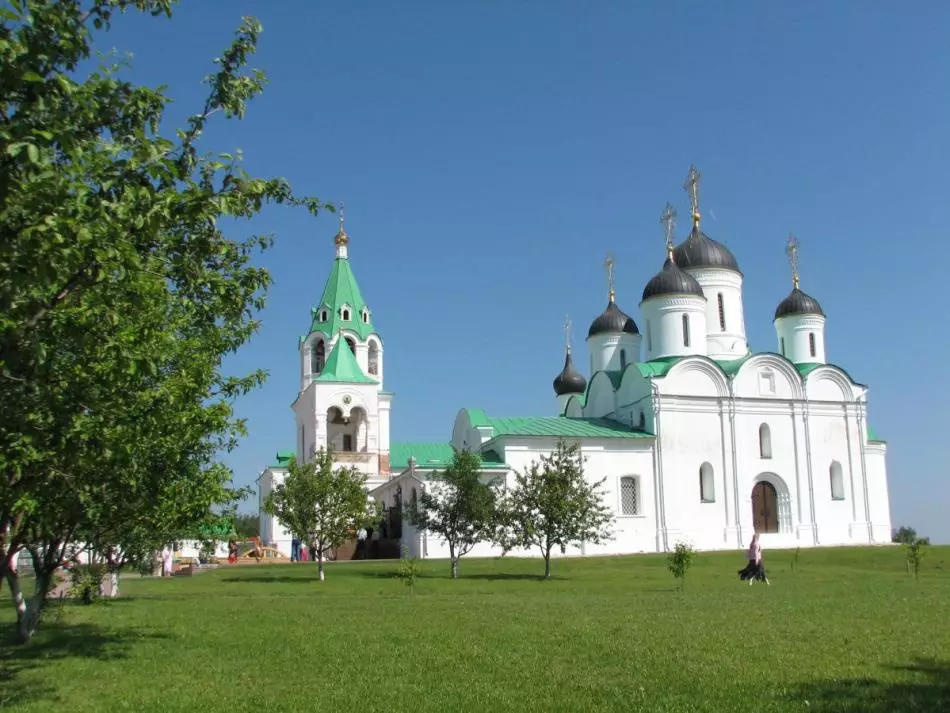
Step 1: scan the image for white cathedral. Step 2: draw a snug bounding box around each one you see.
[258,167,892,559]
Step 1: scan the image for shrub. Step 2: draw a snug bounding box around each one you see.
[906,538,927,581]
[396,545,422,595]
[666,542,696,591]
[69,564,108,604]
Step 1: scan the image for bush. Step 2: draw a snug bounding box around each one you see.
[666,542,696,591]
[69,564,108,604]
[906,538,927,581]
[396,545,422,595]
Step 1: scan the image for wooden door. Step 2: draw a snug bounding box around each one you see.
[752,482,779,534]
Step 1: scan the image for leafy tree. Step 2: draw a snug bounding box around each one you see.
[496,440,613,579]
[0,1,320,642]
[232,512,260,538]
[405,450,500,580]
[666,542,696,591]
[893,526,929,546]
[906,538,928,581]
[264,450,378,581]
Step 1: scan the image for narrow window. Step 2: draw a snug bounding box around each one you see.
[717,293,726,331]
[311,341,325,374]
[345,337,356,355]
[638,412,646,431]
[342,308,351,321]
[809,332,816,358]
[342,434,353,452]
[646,320,652,352]
[682,314,690,348]
[368,341,379,375]
[362,310,369,323]
[830,461,845,500]
[780,337,786,356]
[620,476,640,516]
[619,349,627,369]
[319,309,328,322]
[700,463,715,503]
[300,424,304,455]
[759,423,772,459]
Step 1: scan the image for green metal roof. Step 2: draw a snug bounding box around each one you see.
[313,338,377,384]
[310,256,376,340]
[867,426,885,443]
[461,410,651,439]
[270,450,294,469]
[389,442,509,471]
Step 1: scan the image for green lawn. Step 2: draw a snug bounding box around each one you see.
[1,546,948,712]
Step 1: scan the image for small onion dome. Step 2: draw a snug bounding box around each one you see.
[642,257,706,301]
[673,225,740,272]
[553,350,587,396]
[587,300,639,338]
[774,287,824,320]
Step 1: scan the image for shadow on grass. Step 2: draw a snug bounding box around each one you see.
[0,622,170,708]
[787,658,950,712]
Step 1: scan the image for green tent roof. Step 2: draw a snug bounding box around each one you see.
[463,410,651,439]
[313,338,377,384]
[310,256,376,340]
[389,442,509,471]
[270,450,294,469]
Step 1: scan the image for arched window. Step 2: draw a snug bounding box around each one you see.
[300,424,305,456]
[638,411,646,431]
[808,332,816,358]
[759,423,772,459]
[780,337,786,356]
[620,476,640,516]
[619,348,627,369]
[341,308,351,321]
[717,293,726,332]
[410,487,418,511]
[345,337,356,355]
[368,341,379,375]
[311,340,325,374]
[830,461,845,500]
[319,309,328,322]
[700,462,715,502]
[362,309,370,324]
[646,320,652,352]
[682,314,690,348]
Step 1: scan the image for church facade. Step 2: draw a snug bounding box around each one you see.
[259,168,892,558]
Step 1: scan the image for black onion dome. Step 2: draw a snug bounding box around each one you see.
[774,287,824,320]
[553,350,587,396]
[587,300,640,338]
[672,225,741,273]
[641,257,706,302]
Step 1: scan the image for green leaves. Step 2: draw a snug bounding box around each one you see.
[0,0,320,639]
[496,440,614,578]
[265,449,378,579]
[405,450,501,578]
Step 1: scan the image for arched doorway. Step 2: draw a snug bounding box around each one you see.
[751,481,779,534]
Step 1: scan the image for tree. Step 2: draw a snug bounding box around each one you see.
[666,542,696,591]
[496,440,613,578]
[233,512,261,538]
[893,526,930,546]
[263,450,378,581]
[0,2,320,642]
[405,450,500,579]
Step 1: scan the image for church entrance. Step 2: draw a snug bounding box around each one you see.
[751,481,779,534]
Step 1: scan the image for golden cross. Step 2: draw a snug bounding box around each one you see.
[604,253,616,301]
[786,234,800,289]
[660,202,677,253]
[683,165,701,225]
[563,315,572,352]
[338,201,346,232]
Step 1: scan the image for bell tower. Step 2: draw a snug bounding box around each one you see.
[293,207,392,486]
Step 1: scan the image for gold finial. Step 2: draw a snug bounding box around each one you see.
[604,253,616,302]
[683,164,701,228]
[563,314,572,354]
[786,233,800,289]
[660,202,677,260]
[334,201,349,246]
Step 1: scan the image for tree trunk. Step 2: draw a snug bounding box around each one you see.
[6,569,46,644]
[544,548,552,579]
[316,548,325,581]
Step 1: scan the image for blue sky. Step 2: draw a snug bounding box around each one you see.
[103,2,949,542]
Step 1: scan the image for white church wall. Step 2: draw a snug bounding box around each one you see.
[616,368,653,431]
[864,443,891,543]
[806,407,860,545]
[687,267,748,361]
[583,372,618,419]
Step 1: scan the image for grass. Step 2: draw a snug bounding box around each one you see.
[0,546,948,712]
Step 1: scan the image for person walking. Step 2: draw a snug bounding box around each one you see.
[738,533,770,585]
[291,537,300,562]
[356,527,367,559]
[161,545,174,577]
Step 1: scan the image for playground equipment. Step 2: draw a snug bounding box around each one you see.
[231,536,289,564]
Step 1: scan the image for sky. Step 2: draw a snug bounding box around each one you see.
[100,1,949,542]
